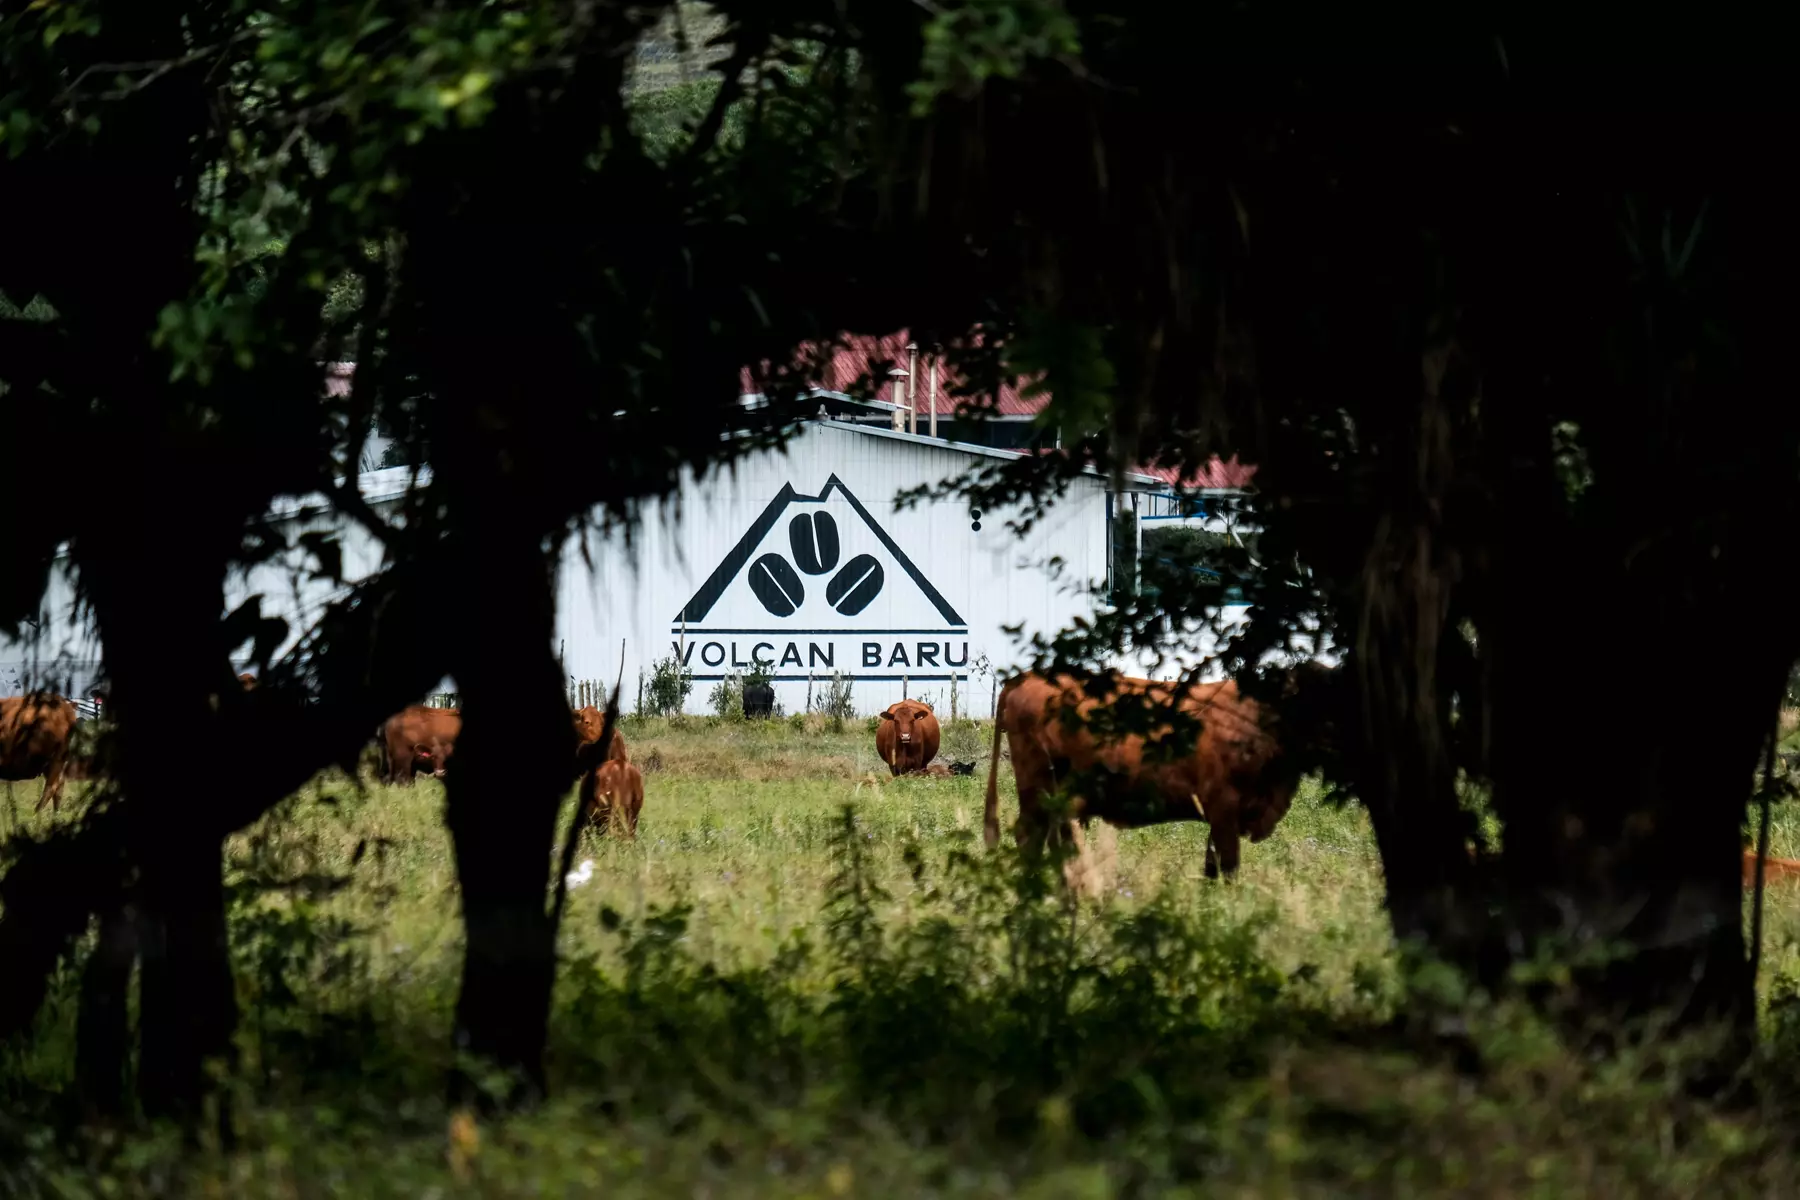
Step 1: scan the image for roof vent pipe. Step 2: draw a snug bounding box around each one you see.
[927,352,939,439]
[887,366,910,431]
[906,342,919,435]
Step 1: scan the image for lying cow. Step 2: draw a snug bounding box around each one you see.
[584,759,645,837]
[984,671,1300,879]
[876,699,941,776]
[380,705,461,784]
[1,692,79,813]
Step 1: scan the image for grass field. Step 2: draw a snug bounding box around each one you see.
[9,715,1800,1196]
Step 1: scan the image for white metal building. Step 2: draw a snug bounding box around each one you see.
[2,415,1267,717]
[559,418,1150,716]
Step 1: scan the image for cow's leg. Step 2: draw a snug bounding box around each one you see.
[1207,806,1242,880]
[578,769,601,831]
[1012,757,1057,852]
[389,744,415,786]
[37,752,68,814]
[1204,834,1220,880]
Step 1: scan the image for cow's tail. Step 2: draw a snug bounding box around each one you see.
[375,719,389,783]
[983,682,1006,849]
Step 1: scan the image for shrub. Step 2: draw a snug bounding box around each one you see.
[708,674,744,719]
[640,654,692,718]
[811,671,856,730]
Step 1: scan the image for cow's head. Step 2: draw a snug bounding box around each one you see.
[880,700,934,747]
[573,706,604,745]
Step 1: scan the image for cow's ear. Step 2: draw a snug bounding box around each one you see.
[879,711,894,720]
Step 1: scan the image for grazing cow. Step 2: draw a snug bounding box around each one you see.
[1,692,79,814]
[584,759,645,837]
[984,672,1300,879]
[381,705,461,784]
[573,704,629,764]
[876,699,941,776]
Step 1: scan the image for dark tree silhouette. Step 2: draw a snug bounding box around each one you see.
[898,9,1799,1054]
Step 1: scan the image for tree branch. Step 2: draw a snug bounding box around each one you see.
[60,30,260,103]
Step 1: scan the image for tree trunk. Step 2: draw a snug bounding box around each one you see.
[1489,567,1791,1052]
[443,526,575,1108]
[78,521,242,1124]
[134,832,237,1122]
[75,902,138,1120]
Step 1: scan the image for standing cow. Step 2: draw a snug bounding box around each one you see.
[574,703,639,835]
[1,692,79,814]
[573,704,629,765]
[984,672,1300,879]
[380,705,462,784]
[876,699,941,776]
[584,759,645,837]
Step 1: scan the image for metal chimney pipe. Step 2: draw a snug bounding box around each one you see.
[928,354,939,439]
[906,342,919,435]
[887,367,909,431]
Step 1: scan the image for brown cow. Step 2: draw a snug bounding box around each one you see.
[1,692,79,814]
[573,704,629,765]
[876,699,941,776]
[1744,849,1800,887]
[381,705,461,784]
[584,759,645,837]
[984,672,1299,879]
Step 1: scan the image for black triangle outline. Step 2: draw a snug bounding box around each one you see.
[674,474,966,626]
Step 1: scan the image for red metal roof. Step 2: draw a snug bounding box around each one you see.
[740,330,1040,416]
[1131,457,1259,490]
[341,335,1256,490]
[1018,448,1256,491]
[755,331,1257,489]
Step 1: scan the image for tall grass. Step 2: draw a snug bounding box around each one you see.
[5,716,1800,1196]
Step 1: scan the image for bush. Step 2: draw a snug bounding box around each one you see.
[708,674,744,719]
[810,671,856,730]
[639,654,692,718]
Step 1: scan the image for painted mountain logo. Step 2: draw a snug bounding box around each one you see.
[671,475,969,680]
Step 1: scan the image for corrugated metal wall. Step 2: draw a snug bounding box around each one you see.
[6,421,1229,716]
[558,421,1111,716]
[0,559,102,698]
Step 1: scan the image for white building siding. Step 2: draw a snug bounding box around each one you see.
[8,423,1262,716]
[558,421,1111,716]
